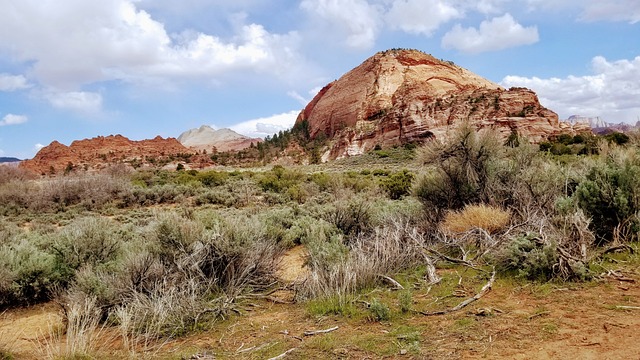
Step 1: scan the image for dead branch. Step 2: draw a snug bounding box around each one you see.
[615,306,640,310]
[418,270,496,316]
[267,348,297,360]
[424,254,442,284]
[603,245,635,255]
[379,275,404,290]
[303,326,339,336]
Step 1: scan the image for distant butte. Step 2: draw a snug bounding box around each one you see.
[295,48,590,160]
[20,134,196,175]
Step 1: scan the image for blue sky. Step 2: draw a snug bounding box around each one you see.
[0,0,639,159]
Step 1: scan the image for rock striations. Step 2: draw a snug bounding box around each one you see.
[20,135,191,175]
[296,49,590,160]
[178,126,261,152]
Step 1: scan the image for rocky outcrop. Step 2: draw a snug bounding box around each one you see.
[178,126,262,152]
[296,49,590,160]
[20,135,193,175]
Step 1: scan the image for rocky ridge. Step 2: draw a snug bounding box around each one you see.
[20,135,194,175]
[178,126,261,152]
[296,49,590,160]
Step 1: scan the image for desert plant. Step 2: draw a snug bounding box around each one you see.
[441,204,510,234]
[368,298,390,321]
[39,295,104,360]
[398,290,413,313]
[51,217,122,282]
[380,169,415,200]
[416,123,502,217]
[574,146,640,244]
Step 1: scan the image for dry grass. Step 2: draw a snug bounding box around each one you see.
[36,296,105,359]
[441,204,510,234]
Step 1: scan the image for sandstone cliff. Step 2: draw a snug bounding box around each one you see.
[296,49,590,160]
[178,126,261,152]
[20,135,194,175]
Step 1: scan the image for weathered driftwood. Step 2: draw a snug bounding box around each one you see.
[267,348,297,360]
[303,326,339,336]
[379,275,404,290]
[419,270,496,316]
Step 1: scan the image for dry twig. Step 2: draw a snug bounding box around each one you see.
[267,348,297,360]
[303,326,339,336]
[418,270,496,316]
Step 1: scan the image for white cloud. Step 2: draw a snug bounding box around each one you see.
[386,0,462,36]
[580,0,640,23]
[526,0,640,23]
[501,55,640,122]
[0,0,303,90]
[0,114,28,126]
[44,91,104,114]
[0,74,31,91]
[230,110,299,138]
[442,13,539,53]
[300,0,382,49]
[34,143,45,151]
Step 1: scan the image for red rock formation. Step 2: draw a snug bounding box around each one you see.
[20,135,195,175]
[296,49,590,160]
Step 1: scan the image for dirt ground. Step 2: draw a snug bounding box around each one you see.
[2,255,639,359]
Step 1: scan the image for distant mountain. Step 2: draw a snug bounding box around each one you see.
[566,115,608,128]
[0,157,20,163]
[178,126,262,152]
[295,49,588,161]
[20,134,199,175]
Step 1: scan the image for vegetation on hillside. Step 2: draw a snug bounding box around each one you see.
[1,126,639,358]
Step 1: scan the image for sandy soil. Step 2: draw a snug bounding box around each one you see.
[2,268,639,359]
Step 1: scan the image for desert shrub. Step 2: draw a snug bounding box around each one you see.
[150,212,204,261]
[368,298,391,321]
[441,204,510,234]
[0,233,59,306]
[301,220,424,301]
[257,165,305,194]
[194,188,239,207]
[196,170,229,187]
[380,169,415,200]
[416,123,502,217]
[0,166,31,185]
[398,290,413,313]
[59,211,283,342]
[494,230,589,281]
[324,197,373,239]
[604,131,630,145]
[495,235,559,281]
[574,147,640,244]
[51,217,123,283]
[309,172,332,191]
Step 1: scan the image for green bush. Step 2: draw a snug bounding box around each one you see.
[575,149,640,244]
[368,298,390,321]
[0,233,59,306]
[416,123,502,214]
[380,170,415,200]
[325,198,372,238]
[196,170,229,187]
[51,217,123,282]
[496,235,559,281]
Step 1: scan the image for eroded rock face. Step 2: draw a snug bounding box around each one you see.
[20,135,192,175]
[296,49,589,160]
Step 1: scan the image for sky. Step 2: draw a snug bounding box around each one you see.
[0,0,639,159]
